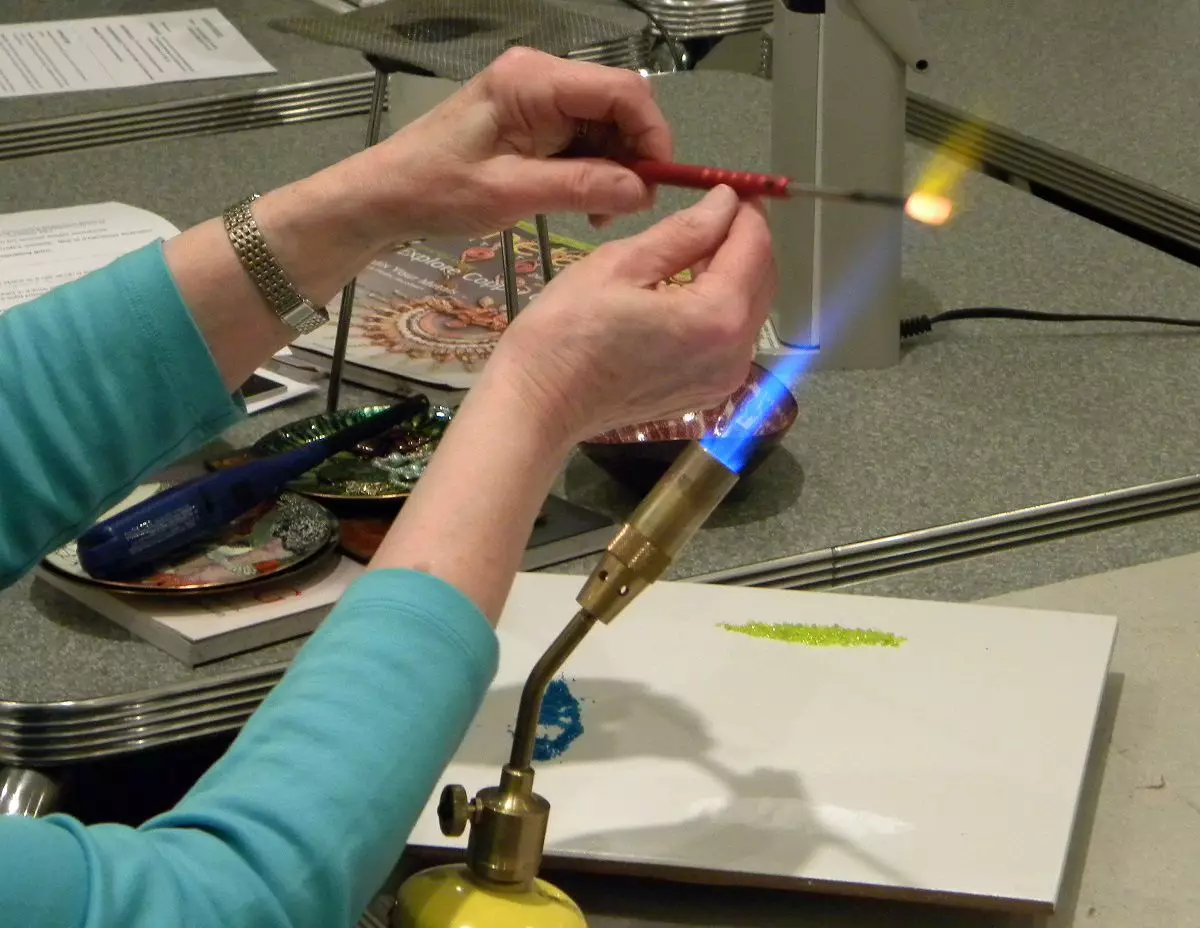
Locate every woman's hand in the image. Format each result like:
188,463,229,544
164,48,672,393
483,184,777,447
368,185,775,620
340,48,673,241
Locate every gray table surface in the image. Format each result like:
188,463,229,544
701,0,1200,205
909,0,1200,204
6,71,1200,704
13,0,1200,212
12,0,1198,208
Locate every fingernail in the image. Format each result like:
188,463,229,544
698,184,738,212
616,172,646,206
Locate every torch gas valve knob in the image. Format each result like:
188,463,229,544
437,784,475,837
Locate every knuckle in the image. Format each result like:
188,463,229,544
588,240,613,259
697,282,739,319
562,161,597,209
589,240,623,268
695,301,757,354
494,46,536,73
484,47,542,88
473,168,508,208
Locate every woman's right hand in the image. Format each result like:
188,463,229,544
484,185,777,447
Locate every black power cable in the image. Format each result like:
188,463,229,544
900,307,1200,339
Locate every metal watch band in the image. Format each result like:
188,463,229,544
221,194,329,336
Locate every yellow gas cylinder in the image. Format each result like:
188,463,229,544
394,863,587,928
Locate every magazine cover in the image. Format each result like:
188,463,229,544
292,223,595,389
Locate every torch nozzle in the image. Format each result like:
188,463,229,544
576,442,739,625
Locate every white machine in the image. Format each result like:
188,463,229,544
768,0,929,370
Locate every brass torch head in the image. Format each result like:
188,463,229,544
439,766,549,887
471,767,548,886
576,441,739,624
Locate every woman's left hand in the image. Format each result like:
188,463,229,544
339,47,673,241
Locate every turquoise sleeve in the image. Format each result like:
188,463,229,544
0,569,500,927
0,246,501,926
0,241,243,588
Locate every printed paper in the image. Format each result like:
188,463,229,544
0,9,274,99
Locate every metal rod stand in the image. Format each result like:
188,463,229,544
534,213,555,284
504,214,553,326
326,66,390,413
501,228,521,325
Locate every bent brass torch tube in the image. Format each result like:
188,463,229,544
509,609,597,770
507,442,740,770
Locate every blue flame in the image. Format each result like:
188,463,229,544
700,352,807,474
701,236,892,474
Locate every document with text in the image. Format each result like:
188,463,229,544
0,9,274,99
0,202,178,312
0,201,316,414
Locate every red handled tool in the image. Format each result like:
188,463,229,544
626,159,910,210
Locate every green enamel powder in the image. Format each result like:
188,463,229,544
720,622,906,648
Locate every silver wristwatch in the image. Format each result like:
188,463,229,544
221,193,329,336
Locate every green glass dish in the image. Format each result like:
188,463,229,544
251,404,454,501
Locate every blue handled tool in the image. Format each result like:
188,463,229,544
76,395,430,581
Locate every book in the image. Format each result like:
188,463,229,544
289,222,596,392
37,556,364,667
37,495,615,667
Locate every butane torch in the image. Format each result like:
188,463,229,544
395,441,739,928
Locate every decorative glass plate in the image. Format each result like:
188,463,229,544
42,484,340,595
213,404,454,501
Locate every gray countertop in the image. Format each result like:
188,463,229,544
844,506,1200,605
9,0,1198,206
5,71,1200,703
12,0,1199,207
703,1,1200,205
909,0,1200,203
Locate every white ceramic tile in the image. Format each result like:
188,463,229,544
408,573,1116,911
